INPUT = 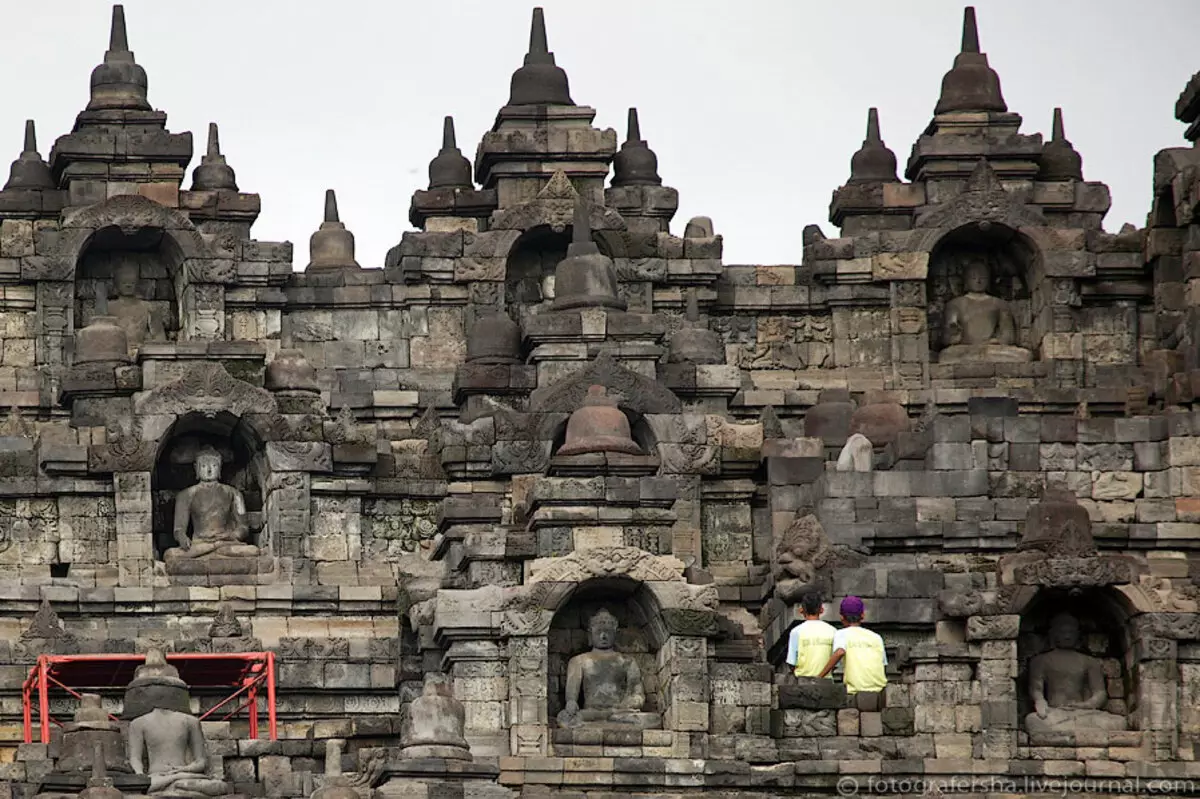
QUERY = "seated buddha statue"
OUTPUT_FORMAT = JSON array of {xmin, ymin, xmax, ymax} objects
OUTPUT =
[
  {"xmin": 1025, "ymin": 613, "xmax": 1127, "ymax": 737},
  {"xmin": 939, "ymin": 256, "xmax": 1032, "ymax": 364},
  {"xmin": 163, "ymin": 447, "xmax": 259, "ymax": 564},
  {"xmin": 556, "ymin": 609, "xmax": 661, "ymax": 730},
  {"xmin": 106, "ymin": 261, "xmax": 165, "ymax": 355}
]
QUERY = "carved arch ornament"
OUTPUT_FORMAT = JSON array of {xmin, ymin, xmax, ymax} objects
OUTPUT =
[
  {"xmin": 85, "ymin": 363, "xmax": 287, "ymax": 474},
  {"xmin": 497, "ymin": 546, "xmax": 720, "ymax": 639},
  {"xmin": 36, "ymin": 195, "xmax": 219, "ymax": 283},
  {"xmin": 530, "ymin": 351, "xmax": 682, "ymax": 414},
  {"xmin": 490, "ymin": 169, "xmax": 628, "ymax": 240}
]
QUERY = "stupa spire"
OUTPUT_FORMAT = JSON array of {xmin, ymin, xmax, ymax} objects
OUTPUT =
[
  {"xmin": 307, "ymin": 189, "xmax": 360, "ymax": 271},
  {"xmin": 87, "ymin": 4, "xmax": 150, "ymax": 111},
  {"xmin": 1038, "ymin": 107, "xmax": 1083, "ymax": 181},
  {"xmin": 847, "ymin": 107, "xmax": 897, "ymax": 183},
  {"xmin": 612, "ymin": 107, "xmax": 663, "ymax": 187},
  {"xmin": 427, "ymin": 115, "xmax": 472, "ymax": 190},
  {"xmin": 190, "ymin": 122, "xmax": 238, "ymax": 191},
  {"xmin": 961, "ymin": 6, "xmax": 980, "ymax": 54},
  {"xmin": 1052, "ymin": 107, "xmax": 1066, "ymax": 141},
  {"xmin": 507, "ymin": 7, "xmax": 574, "ymax": 106},
  {"xmin": 3, "ymin": 120, "xmax": 54, "ymax": 191},
  {"xmin": 109, "ymin": 4, "xmax": 129, "ymax": 52},
  {"xmin": 933, "ymin": 6, "xmax": 1006, "ymax": 115}
]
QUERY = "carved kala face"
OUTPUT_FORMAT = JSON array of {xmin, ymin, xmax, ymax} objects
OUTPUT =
[
  {"xmin": 113, "ymin": 262, "xmax": 139, "ymax": 297},
  {"xmin": 194, "ymin": 452, "xmax": 221, "ymax": 481},
  {"xmin": 963, "ymin": 260, "xmax": 991, "ymax": 293}
]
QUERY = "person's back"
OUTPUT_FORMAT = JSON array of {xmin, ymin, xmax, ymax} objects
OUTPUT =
[
  {"xmin": 788, "ymin": 619, "xmax": 837, "ymax": 678},
  {"xmin": 786, "ymin": 592, "xmax": 836, "ymax": 678},
  {"xmin": 818, "ymin": 596, "xmax": 888, "ymax": 694},
  {"xmin": 832, "ymin": 624, "xmax": 888, "ymax": 694}
]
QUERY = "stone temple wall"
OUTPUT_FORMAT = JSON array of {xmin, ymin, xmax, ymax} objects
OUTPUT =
[{"xmin": 2, "ymin": 4, "xmax": 1200, "ymax": 799}]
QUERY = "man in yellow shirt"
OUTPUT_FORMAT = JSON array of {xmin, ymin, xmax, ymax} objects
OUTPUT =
[
  {"xmin": 785, "ymin": 592, "xmax": 836, "ymax": 678},
  {"xmin": 817, "ymin": 596, "xmax": 888, "ymax": 694}
]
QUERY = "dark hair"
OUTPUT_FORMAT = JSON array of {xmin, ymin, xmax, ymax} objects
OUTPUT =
[
  {"xmin": 842, "ymin": 613, "xmax": 863, "ymax": 624},
  {"xmin": 801, "ymin": 592, "xmax": 823, "ymax": 616}
]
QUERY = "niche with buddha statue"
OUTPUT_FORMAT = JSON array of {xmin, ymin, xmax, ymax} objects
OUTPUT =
[
  {"xmin": 74, "ymin": 226, "xmax": 179, "ymax": 357},
  {"xmin": 1016, "ymin": 588, "xmax": 1132, "ymax": 740},
  {"xmin": 926, "ymin": 223, "xmax": 1037, "ymax": 363},
  {"xmin": 150, "ymin": 415, "xmax": 264, "ymax": 567},
  {"xmin": 547, "ymin": 579, "xmax": 664, "ymax": 733}
]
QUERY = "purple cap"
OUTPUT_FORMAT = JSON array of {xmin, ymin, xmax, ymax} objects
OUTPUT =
[{"xmin": 840, "ymin": 595, "xmax": 865, "ymax": 616}]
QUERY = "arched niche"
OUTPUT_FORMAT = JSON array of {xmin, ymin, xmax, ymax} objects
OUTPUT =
[
  {"xmin": 150, "ymin": 411, "xmax": 266, "ymax": 560},
  {"xmin": 1016, "ymin": 587, "xmax": 1134, "ymax": 725},
  {"xmin": 504, "ymin": 224, "xmax": 616, "ymax": 312},
  {"xmin": 75, "ymin": 225, "xmax": 181, "ymax": 349},
  {"xmin": 926, "ymin": 222, "xmax": 1039, "ymax": 356},
  {"xmin": 546, "ymin": 577, "xmax": 666, "ymax": 723}
]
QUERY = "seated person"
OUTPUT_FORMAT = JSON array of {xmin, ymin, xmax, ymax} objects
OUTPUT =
[
  {"xmin": 786, "ymin": 591, "xmax": 836, "ymax": 678},
  {"xmin": 817, "ymin": 595, "xmax": 888, "ymax": 695}
]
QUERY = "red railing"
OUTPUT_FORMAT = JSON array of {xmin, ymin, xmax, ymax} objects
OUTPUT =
[{"xmin": 21, "ymin": 652, "xmax": 276, "ymax": 743}]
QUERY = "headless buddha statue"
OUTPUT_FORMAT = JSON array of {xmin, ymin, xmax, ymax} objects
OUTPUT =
[
  {"xmin": 127, "ymin": 650, "xmax": 229, "ymax": 798},
  {"xmin": 164, "ymin": 447, "xmax": 258, "ymax": 563}
]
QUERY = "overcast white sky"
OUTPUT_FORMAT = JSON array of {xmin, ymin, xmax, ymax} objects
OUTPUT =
[{"xmin": 2, "ymin": 1, "xmax": 1197, "ymax": 266}]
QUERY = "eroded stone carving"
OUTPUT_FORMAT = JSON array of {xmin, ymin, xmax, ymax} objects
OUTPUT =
[
  {"xmin": 127, "ymin": 650, "xmax": 230, "ymax": 797},
  {"xmin": 164, "ymin": 446, "xmax": 258, "ymax": 564},
  {"xmin": 530, "ymin": 351, "xmax": 681, "ymax": 414},
  {"xmin": 556, "ymin": 609, "xmax": 660, "ymax": 730},
  {"xmin": 107, "ymin": 261, "xmax": 166, "ymax": 354},
  {"xmin": 400, "ymin": 672, "xmax": 472, "ymax": 760},
  {"xmin": 135, "ymin": 362, "xmax": 276, "ymax": 419},
  {"xmin": 1025, "ymin": 613, "xmax": 1127, "ymax": 736},
  {"xmin": 939, "ymin": 256, "xmax": 1031, "ymax": 364},
  {"xmin": 773, "ymin": 513, "xmax": 865, "ymax": 603}
]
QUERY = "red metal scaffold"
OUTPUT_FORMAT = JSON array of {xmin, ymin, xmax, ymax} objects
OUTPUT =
[{"xmin": 21, "ymin": 652, "xmax": 277, "ymax": 744}]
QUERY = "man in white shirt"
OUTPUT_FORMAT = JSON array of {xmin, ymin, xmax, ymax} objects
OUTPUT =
[{"xmin": 785, "ymin": 592, "xmax": 837, "ymax": 678}]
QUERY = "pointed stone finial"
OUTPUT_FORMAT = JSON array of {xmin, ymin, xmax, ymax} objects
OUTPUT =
[
  {"xmin": 934, "ymin": 6, "xmax": 1006, "ymax": 114},
  {"xmin": 961, "ymin": 6, "xmax": 980, "ymax": 54},
  {"xmin": 627, "ymin": 108, "xmax": 642, "ymax": 142},
  {"xmin": 110, "ymin": 5, "xmax": 129, "ymax": 52},
  {"xmin": 848, "ymin": 107, "xmax": 898, "ymax": 183},
  {"xmin": 324, "ymin": 189, "xmax": 339, "ymax": 223},
  {"xmin": 571, "ymin": 199, "xmax": 591, "ymax": 248},
  {"xmin": 1052, "ymin": 107, "xmax": 1066, "ymax": 141},
  {"xmin": 190, "ymin": 122, "xmax": 239, "ymax": 191},
  {"xmin": 208, "ymin": 602, "xmax": 244, "ymax": 638},
  {"xmin": 529, "ymin": 8, "xmax": 549, "ymax": 56},
  {"xmin": 1038, "ymin": 108, "xmax": 1083, "ymax": 181},
  {"xmin": 88, "ymin": 5, "xmax": 150, "ymax": 111},
  {"xmin": 612, "ymin": 107, "xmax": 663, "ymax": 187},
  {"xmin": 866, "ymin": 107, "xmax": 881, "ymax": 142},
  {"xmin": 428, "ymin": 115, "xmax": 473, "ymax": 190},
  {"xmin": 4, "ymin": 120, "xmax": 54, "ymax": 191},
  {"xmin": 508, "ymin": 7, "xmax": 573, "ymax": 106},
  {"xmin": 307, "ymin": 189, "xmax": 360, "ymax": 271},
  {"xmin": 667, "ymin": 286, "xmax": 725, "ymax": 365}
]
